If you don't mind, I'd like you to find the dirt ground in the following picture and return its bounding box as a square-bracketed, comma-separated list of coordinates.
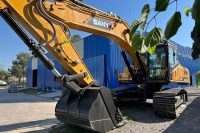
[0, 87, 200, 133]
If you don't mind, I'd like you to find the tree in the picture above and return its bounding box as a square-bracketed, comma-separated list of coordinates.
[9, 52, 31, 85]
[191, 22, 200, 59]
[71, 34, 82, 43]
[130, 0, 200, 56]
[0, 69, 7, 80]
[0, 69, 11, 82]
[196, 71, 200, 86]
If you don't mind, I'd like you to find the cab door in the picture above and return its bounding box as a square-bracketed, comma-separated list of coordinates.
[168, 45, 181, 81]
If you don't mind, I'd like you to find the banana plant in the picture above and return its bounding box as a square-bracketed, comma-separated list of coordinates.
[130, 0, 200, 55]
[130, 3, 164, 55]
[130, 0, 182, 54]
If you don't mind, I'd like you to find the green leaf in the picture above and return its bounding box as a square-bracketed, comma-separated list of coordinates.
[192, 0, 200, 23]
[184, 6, 191, 17]
[130, 19, 140, 40]
[140, 4, 150, 32]
[148, 44, 158, 55]
[131, 34, 143, 53]
[144, 27, 163, 54]
[164, 12, 182, 39]
[155, 0, 170, 12]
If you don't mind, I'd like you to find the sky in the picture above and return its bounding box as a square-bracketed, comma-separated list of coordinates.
[0, 0, 195, 70]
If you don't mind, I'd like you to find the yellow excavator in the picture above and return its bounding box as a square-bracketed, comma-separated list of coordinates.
[0, 0, 190, 132]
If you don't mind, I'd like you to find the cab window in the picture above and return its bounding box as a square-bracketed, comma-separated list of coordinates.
[169, 46, 178, 67]
[149, 47, 166, 68]
[149, 47, 167, 80]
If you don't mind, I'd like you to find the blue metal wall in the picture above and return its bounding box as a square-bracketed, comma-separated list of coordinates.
[26, 60, 32, 87]
[37, 59, 46, 91]
[83, 55, 105, 86]
[26, 35, 200, 90]
[84, 35, 134, 89]
[37, 54, 63, 91]
[26, 53, 71, 91]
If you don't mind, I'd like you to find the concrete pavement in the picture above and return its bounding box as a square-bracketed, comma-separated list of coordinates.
[0, 87, 59, 133]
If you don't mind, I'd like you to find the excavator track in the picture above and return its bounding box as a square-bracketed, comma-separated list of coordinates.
[153, 89, 188, 118]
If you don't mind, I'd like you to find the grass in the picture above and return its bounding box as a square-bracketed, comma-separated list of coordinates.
[20, 88, 38, 95]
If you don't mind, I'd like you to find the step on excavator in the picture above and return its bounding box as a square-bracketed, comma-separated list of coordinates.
[0, 0, 190, 132]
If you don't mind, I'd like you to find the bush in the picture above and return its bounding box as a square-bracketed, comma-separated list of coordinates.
[196, 71, 200, 86]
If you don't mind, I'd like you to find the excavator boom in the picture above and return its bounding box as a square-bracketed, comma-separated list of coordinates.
[0, 0, 131, 132]
[0, 0, 190, 132]
[0, 0, 141, 87]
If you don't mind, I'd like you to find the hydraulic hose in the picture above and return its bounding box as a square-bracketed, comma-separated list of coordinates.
[35, 0, 72, 45]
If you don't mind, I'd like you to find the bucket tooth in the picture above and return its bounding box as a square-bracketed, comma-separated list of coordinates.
[55, 87, 123, 132]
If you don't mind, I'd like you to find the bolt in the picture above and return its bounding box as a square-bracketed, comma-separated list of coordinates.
[49, 4, 54, 11]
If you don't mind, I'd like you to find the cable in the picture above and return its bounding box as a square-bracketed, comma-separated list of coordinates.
[35, 0, 56, 46]
[36, 0, 75, 63]
[35, 0, 76, 63]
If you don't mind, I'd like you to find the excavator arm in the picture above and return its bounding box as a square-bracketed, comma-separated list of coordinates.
[0, 0, 96, 87]
[0, 0, 141, 87]
[43, 0, 140, 66]
[0, 0, 141, 132]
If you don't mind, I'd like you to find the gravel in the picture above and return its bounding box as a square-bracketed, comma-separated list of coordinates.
[108, 89, 200, 133]
[1, 87, 200, 133]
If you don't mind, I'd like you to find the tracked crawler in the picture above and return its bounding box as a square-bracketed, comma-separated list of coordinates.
[119, 41, 190, 119]
[0, 0, 190, 132]
[153, 89, 188, 118]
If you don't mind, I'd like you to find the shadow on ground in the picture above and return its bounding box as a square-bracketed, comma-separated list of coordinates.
[0, 118, 57, 133]
[164, 96, 200, 133]
[49, 124, 91, 133]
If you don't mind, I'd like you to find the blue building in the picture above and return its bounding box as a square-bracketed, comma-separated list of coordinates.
[26, 35, 200, 91]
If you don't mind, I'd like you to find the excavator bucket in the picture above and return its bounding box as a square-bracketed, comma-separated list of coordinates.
[55, 86, 123, 132]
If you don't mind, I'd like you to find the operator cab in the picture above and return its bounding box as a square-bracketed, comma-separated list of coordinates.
[147, 41, 178, 81]
[119, 40, 190, 85]
[147, 41, 190, 85]
[148, 43, 168, 80]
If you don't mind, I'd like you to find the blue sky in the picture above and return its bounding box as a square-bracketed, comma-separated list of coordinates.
[0, 0, 195, 70]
